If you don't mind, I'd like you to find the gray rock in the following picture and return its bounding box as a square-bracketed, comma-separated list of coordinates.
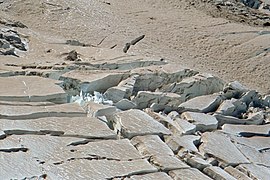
[185, 156, 211, 171]
[203, 166, 237, 180]
[128, 172, 172, 180]
[240, 90, 260, 106]
[66, 139, 144, 161]
[0, 76, 67, 103]
[62, 71, 127, 94]
[169, 168, 213, 180]
[213, 112, 264, 126]
[199, 132, 250, 166]
[230, 136, 270, 166]
[223, 81, 248, 99]
[222, 123, 270, 136]
[168, 111, 180, 119]
[86, 101, 116, 117]
[107, 109, 171, 138]
[0, 117, 116, 139]
[131, 135, 189, 171]
[0, 151, 46, 179]
[104, 86, 128, 103]
[0, 135, 86, 163]
[236, 164, 270, 180]
[0, 102, 86, 120]
[132, 91, 183, 111]
[131, 63, 198, 93]
[216, 99, 247, 117]
[48, 159, 157, 179]
[150, 155, 189, 171]
[162, 73, 224, 101]
[178, 94, 222, 113]
[262, 94, 270, 107]
[131, 135, 174, 157]
[224, 166, 252, 180]
[181, 112, 218, 132]
[165, 135, 200, 153]
[104, 75, 138, 102]
[115, 98, 136, 110]
[172, 118, 196, 135]
[0, 130, 6, 139]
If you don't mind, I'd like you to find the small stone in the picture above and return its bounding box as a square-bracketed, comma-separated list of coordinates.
[178, 94, 222, 113]
[181, 112, 218, 132]
[203, 166, 237, 180]
[169, 168, 212, 180]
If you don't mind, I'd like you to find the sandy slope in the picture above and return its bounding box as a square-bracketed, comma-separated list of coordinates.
[1, 0, 270, 93]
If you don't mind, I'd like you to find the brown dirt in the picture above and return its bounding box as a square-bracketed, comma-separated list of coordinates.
[1, 0, 270, 93]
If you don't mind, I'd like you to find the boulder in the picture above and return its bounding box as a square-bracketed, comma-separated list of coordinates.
[216, 99, 247, 117]
[181, 112, 218, 132]
[161, 73, 224, 101]
[46, 159, 157, 179]
[107, 109, 171, 138]
[169, 168, 212, 180]
[132, 91, 183, 111]
[223, 81, 248, 99]
[0, 102, 86, 120]
[213, 111, 264, 126]
[236, 164, 270, 180]
[165, 135, 201, 153]
[203, 166, 237, 180]
[185, 156, 211, 170]
[178, 94, 222, 113]
[86, 101, 117, 117]
[262, 94, 270, 107]
[222, 124, 270, 136]
[0, 117, 116, 139]
[115, 99, 136, 110]
[230, 136, 270, 166]
[0, 76, 67, 103]
[131, 135, 174, 157]
[224, 166, 252, 180]
[172, 118, 196, 135]
[127, 172, 172, 180]
[240, 90, 260, 107]
[199, 132, 250, 166]
[150, 155, 189, 171]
